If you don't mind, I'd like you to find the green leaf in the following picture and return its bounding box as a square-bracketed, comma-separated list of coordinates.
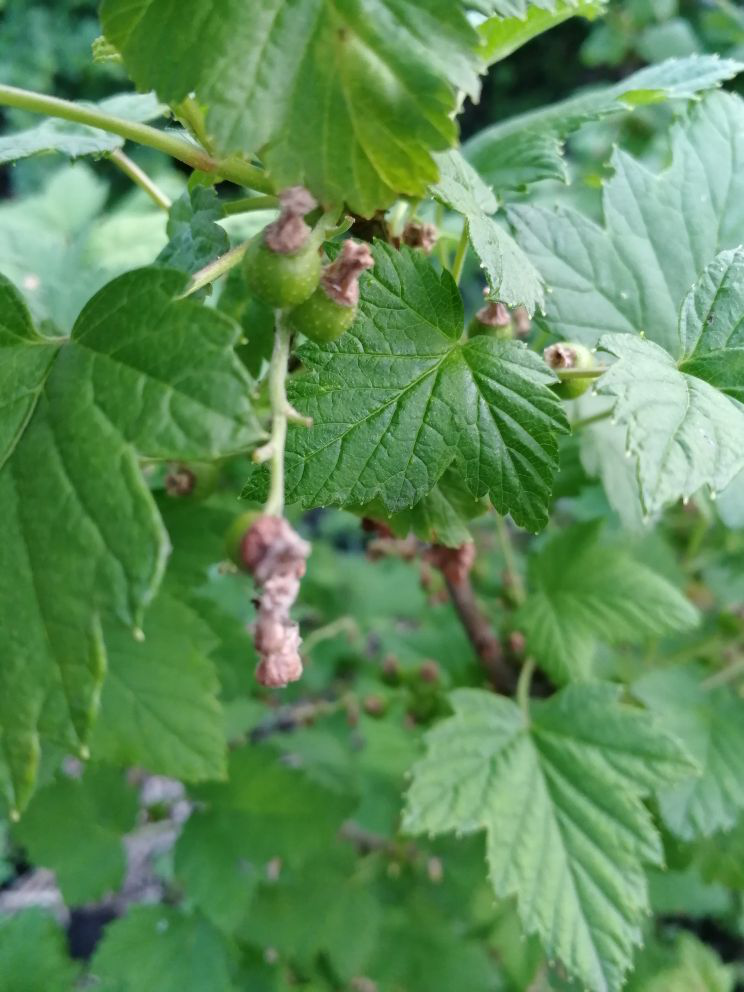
[369, 894, 496, 992]
[677, 246, 744, 401]
[404, 684, 696, 992]
[90, 906, 235, 992]
[633, 664, 744, 841]
[0, 91, 164, 164]
[697, 817, 744, 891]
[248, 851, 381, 981]
[280, 243, 568, 532]
[432, 150, 544, 313]
[0, 269, 259, 809]
[101, 0, 482, 215]
[174, 807, 260, 934]
[13, 765, 138, 905]
[0, 163, 169, 332]
[91, 593, 227, 782]
[480, 0, 605, 66]
[468, 56, 743, 191]
[627, 932, 734, 992]
[157, 186, 229, 277]
[188, 745, 354, 869]
[0, 273, 56, 468]
[517, 522, 699, 683]
[597, 331, 744, 515]
[0, 910, 79, 992]
[509, 92, 744, 354]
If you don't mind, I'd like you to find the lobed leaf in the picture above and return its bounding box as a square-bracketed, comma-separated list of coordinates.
[404, 684, 697, 992]
[101, 0, 483, 215]
[634, 664, 744, 841]
[468, 56, 743, 192]
[517, 521, 699, 682]
[0, 269, 259, 809]
[281, 243, 568, 531]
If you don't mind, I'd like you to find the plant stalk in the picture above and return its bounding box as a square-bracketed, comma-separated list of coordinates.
[263, 313, 293, 517]
[108, 149, 171, 210]
[451, 222, 469, 285]
[0, 84, 274, 193]
[180, 241, 250, 298]
[556, 366, 606, 380]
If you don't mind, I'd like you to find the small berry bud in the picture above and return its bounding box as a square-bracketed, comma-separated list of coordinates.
[544, 341, 595, 399]
[402, 220, 438, 253]
[468, 301, 512, 340]
[425, 543, 476, 586]
[508, 630, 526, 657]
[363, 695, 386, 717]
[418, 660, 440, 683]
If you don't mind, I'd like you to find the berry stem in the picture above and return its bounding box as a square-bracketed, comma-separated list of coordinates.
[556, 366, 606, 380]
[180, 240, 251, 297]
[223, 194, 280, 215]
[570, 407, 614, 430]
[108, 149, 171, 210]
[264, 312, 294, 517]
[496, 515, 526, 605]
[0, 83, 274, 193]
[450, 221, 469, 286]
[516, 658, 535, 716]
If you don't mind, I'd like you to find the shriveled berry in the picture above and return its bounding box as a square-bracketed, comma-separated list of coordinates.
[544, 341, 595, 399]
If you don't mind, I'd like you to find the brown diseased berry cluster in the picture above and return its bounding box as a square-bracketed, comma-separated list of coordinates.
[241, 516, 311, 688]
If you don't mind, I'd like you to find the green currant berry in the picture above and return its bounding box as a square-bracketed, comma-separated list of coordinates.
[224, 510, 263, 569]
[468, 315, 513, 340]
[287, 286, 356, 343]
[165, 461, 219, 501]
[468, 301, 512, 340]
[244, 233, 321, 309]
[544, 342, 595, 399]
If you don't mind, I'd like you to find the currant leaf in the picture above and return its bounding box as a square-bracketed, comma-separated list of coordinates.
[433, 150, 544, 313]
[0, 269, 259, 809]
[100, 0, 482, 215]
[404, 684, 697, 992]
[509, 92, 744, 353]
[280, 243, 568, 531]
[634, 664, 744, 841]
[468, 56, 743, 192]
[517, 522, 699, 682]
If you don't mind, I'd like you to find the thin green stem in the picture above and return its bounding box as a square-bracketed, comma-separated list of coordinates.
[180, 241, 250, 297]
[172, 96, 213, 153]
[223, 194, 279, 215]
[570, 407, 613, 431]
[450, 222, 469, 286]
[702, 651, 744, 690]
[516, 658, 535, 715]
[108, 148, 171, 210]
[556, 366, 606, 380]
[435, 202, 450, 270]
[496, 515, 526, 605]
[263, 314, 293, 517]
[0, 84, 274, 193]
